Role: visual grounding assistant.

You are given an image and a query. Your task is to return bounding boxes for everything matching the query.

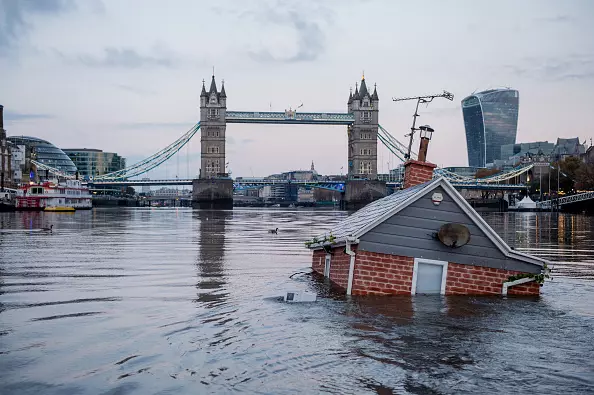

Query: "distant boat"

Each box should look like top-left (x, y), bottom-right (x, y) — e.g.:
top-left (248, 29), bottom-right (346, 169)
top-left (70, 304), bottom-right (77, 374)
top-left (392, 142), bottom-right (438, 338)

top-left (15, 179), bottom-right (92, 211)
top-left (0, 191), bottom-right (15, 212)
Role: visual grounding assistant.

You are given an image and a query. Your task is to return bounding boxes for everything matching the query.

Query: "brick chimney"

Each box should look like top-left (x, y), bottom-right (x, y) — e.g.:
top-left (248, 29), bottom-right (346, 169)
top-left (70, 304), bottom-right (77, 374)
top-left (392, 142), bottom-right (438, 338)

top-left (403, 126), bottom-right (437, 188)
top-left (403, 160), bottom-right (436, 188)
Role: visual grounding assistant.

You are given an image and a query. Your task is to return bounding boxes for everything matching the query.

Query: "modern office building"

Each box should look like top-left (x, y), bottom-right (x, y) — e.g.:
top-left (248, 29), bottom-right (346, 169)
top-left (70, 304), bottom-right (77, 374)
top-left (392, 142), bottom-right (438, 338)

top-left (62, 148), bottom-right (125, 179)
top-left (462, 89), bottom-right (520, 167)
top-left (7, 136), bottom-right (77, 183)
top-left (443, 166), bottom-right (481, 178)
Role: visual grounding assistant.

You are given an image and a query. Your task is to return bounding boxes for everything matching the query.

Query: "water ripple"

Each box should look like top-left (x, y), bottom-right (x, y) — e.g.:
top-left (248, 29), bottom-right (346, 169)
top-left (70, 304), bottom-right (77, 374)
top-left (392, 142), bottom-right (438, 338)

top-left (0, 209), bottom-right (593, 394)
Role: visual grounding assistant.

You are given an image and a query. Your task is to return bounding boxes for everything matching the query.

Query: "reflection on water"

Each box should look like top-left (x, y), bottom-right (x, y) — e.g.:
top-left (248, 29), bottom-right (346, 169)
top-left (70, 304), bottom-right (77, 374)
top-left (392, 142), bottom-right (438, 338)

top-left (0, 209), bottom-right (593, 394)
top-left (195, 210), bottom-right (229, 307)
top-left (484, 212), bottom-right (594, 278)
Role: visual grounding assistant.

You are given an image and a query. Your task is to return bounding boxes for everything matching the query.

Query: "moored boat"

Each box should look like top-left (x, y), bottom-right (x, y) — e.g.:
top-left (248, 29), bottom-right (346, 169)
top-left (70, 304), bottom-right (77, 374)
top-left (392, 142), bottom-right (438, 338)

top-left (15, 179), bottom-right (92, 211)
top-left (0, 190), bottom-right (15, 212)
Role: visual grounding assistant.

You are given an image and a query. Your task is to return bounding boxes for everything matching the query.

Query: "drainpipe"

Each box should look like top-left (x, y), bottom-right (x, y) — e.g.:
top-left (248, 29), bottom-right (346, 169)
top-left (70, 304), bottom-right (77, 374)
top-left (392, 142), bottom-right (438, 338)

top-left (345, 239), bottom-right (356, 295)
top-left (501, 276), bottom-right (536, 296)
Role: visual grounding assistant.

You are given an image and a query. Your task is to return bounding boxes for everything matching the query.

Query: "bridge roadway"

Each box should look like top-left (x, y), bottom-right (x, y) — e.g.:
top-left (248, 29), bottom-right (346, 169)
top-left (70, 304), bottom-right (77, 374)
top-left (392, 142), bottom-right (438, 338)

top-left (88, 178), bottom-right (528, 192)
top-left (225, 111), bottom-right (355, 125)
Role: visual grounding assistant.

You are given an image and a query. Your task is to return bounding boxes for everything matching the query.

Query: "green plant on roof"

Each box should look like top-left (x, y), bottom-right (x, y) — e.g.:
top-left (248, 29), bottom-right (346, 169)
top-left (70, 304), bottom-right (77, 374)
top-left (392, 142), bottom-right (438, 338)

top-left (506, 263), bottom-right (551, 286)
top-left (328, 233), bottom-right (336, 243)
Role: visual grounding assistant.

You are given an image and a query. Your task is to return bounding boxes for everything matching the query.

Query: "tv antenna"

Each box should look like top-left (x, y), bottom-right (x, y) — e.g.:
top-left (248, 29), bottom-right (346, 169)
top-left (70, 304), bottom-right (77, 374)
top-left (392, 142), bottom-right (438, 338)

top-left (392, 91), bottom-right (454, 159)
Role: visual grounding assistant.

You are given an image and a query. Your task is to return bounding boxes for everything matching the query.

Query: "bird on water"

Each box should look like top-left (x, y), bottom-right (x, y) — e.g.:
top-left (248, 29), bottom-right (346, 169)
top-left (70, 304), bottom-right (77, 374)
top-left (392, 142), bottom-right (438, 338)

top-left (268, 228), bottom-right (278, 234)
top-left (42, 224), bottom-right (53, 232)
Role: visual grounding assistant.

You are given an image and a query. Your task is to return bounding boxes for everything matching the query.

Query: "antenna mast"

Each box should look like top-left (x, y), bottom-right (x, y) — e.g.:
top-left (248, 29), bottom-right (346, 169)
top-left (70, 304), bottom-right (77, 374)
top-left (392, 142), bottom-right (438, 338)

top-left (392, 91), bottom-right (454, 159)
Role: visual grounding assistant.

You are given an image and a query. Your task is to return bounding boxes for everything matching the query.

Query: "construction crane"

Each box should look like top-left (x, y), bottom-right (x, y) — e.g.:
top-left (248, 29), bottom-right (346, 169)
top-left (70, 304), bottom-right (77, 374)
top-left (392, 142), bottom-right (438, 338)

top-left (392, 90), bottom-right (454, 159)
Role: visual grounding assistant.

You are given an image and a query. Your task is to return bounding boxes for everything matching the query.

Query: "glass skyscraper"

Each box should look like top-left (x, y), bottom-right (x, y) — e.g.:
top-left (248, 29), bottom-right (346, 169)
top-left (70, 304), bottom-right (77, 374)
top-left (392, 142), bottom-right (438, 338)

top-left (62, 149), bottom-right (125, 179)
top-left (462, 89), bottom-right (519, 167)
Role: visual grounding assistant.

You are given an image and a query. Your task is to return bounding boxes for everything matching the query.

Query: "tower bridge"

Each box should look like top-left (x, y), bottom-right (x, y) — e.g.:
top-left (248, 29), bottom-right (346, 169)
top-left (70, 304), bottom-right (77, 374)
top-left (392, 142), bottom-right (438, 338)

top-left (194, 73), bottom-right (385, 208)
top-left (70, 73), bottom-right (536, 209)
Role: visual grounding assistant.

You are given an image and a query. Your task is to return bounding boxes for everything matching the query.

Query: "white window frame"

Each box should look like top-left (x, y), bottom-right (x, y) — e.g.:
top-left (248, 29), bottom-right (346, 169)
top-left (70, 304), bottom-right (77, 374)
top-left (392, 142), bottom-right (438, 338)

top-left (208, 108), bottom-right (219, 119)
top-left (411, 258), bottom-right (448, 295)
top-left (324, 254), bottom-right (331, 277)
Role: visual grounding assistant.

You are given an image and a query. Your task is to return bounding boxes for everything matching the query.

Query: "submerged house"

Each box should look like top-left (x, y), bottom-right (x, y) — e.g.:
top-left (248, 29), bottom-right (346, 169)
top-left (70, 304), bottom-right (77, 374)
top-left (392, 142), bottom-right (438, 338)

top-left (306, 139), bottom-right (550, 296)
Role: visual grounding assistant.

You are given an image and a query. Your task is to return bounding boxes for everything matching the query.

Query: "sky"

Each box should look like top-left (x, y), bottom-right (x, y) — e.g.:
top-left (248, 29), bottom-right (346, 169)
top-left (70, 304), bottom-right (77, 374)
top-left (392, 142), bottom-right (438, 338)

top-left (1, 0), bottom-right (593, 178)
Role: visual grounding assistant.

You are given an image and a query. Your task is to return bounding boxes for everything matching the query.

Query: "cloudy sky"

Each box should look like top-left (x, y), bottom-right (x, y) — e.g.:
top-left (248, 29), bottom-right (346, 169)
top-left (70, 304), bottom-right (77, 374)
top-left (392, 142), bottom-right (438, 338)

top-left (1, 0), bottom-right (593, 178)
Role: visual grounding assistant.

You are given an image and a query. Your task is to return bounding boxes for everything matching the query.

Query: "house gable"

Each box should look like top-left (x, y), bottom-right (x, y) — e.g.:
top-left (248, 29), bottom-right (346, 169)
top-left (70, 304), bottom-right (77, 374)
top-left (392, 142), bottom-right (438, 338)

top-left (358, 185), bottom-right (542, 274)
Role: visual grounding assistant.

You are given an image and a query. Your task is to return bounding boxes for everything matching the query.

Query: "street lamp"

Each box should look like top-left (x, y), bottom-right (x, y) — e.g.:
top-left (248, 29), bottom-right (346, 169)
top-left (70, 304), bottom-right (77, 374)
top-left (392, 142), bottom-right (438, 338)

top-left (417, 125), bottom-right (434, 162)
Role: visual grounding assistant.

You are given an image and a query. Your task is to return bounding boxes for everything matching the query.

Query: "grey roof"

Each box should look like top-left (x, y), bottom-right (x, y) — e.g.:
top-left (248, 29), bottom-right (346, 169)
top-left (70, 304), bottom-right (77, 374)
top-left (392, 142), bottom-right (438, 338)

top-left (359, 77), bottom-right (368, 98)
top-left (220, 82), bottom-right (226, 98)
top-left (208, 75), bottom-right (217, 94)
top-left (348, 89), bottom-right (353, 104)
top-left (308, 176), bottom-right (549, 268)
top-left (318, 180), bottom-right (432, 241)
top-left (553, 137), bottom-right (585, 156)
top-left (371, 84), bottom-right (378, 101)
top-left (200, 80), bottom-right (207, 97)
top-left (353, 84), bottom-right (360, 100)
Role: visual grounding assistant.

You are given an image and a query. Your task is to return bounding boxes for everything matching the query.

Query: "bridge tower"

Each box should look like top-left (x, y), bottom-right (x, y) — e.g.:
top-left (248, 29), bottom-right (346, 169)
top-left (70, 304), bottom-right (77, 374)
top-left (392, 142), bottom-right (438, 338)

top-left (199, 75), bottom-right (227, 178)
top-left (343, 75), bottom-right (386, 209)
top-left (193, 75), bottom-right (232, 208)
top-left (347, 74), bottom-right (379, 179)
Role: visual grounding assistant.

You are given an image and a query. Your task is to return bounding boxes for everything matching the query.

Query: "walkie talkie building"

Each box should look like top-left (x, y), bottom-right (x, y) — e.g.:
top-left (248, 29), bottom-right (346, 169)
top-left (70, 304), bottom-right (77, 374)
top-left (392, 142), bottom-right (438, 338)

top-left (462, 89), bottom-right (519, 167)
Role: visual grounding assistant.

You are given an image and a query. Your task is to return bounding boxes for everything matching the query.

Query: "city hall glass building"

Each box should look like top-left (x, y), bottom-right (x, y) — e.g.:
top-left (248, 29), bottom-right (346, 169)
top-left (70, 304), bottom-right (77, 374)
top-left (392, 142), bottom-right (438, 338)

top-left (7, 136), bottom-right (78, 174)
top-left (462, 89), bottom-right (519, 167)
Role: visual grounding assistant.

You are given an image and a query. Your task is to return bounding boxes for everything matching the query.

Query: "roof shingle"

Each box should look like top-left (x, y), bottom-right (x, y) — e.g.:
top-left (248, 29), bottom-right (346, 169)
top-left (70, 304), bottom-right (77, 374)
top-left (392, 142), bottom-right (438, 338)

top-left (316, 180), bottom-right (433, 242)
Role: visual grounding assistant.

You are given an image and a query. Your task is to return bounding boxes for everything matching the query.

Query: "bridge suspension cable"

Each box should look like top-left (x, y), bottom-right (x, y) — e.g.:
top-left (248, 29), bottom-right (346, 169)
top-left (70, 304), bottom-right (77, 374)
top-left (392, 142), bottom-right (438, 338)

top-left (91, 122), bottom-right (201, 181)
top-left (434, 163), bottom-right (535, 184)
top-left (30, 160), bottom-right (76, 179)
top-left (377, 124), bottom-right (416, 162)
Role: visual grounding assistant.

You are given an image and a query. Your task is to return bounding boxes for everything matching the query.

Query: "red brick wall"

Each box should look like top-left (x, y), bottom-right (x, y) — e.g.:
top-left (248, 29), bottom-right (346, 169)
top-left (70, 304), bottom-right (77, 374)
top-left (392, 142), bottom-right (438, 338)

top-left (403, 160), bottom-right (437, 188)
top-left (352, 251), bottom-right (414, 295)
top-left (328, 247), bottom-right (353, 290)
top-left (311, 245), bottom-right (356, 291)
top-left (312, 248), bottom-right (540, 296)
top-left (446, 262), bottom-right (540, 296)
top-left (312, 250), bottom-right (325, 274)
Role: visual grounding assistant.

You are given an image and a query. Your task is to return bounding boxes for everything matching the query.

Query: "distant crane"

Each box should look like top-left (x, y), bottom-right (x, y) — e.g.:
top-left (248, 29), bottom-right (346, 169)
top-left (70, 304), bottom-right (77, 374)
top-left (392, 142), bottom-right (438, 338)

top-left (392, 91), bottom-right (454, 159)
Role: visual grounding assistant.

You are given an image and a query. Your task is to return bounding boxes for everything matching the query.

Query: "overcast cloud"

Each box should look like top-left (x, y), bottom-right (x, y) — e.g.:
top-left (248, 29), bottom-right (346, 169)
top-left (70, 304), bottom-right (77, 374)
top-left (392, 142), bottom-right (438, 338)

top-left (1, 0), bottom-right (593, 178)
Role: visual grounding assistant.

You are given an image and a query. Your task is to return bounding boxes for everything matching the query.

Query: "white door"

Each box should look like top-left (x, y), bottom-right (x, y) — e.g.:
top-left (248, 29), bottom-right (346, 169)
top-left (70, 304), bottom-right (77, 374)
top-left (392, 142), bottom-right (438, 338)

top-left (412, 258), bottom-right (448, 295)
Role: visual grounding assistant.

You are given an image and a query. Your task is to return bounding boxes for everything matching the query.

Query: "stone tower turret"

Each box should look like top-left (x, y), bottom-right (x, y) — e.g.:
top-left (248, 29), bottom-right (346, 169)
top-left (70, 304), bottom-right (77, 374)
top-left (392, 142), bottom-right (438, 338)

top-left (347, 74), bottom-right (379, 179)
top-left (199, 75), bottom-right (227, 178)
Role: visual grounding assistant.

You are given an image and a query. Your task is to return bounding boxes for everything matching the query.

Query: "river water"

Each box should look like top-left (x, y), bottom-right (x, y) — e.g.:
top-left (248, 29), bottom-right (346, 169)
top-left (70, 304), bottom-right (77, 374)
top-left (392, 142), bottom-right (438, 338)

top-left (0, 208), bottom-right (593, 394)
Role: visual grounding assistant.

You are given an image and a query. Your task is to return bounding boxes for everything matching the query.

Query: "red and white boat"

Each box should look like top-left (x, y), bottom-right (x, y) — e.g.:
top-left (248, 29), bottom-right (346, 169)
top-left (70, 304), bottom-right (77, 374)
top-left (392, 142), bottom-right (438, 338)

top-left (15, 179), bottom-right (92, 211)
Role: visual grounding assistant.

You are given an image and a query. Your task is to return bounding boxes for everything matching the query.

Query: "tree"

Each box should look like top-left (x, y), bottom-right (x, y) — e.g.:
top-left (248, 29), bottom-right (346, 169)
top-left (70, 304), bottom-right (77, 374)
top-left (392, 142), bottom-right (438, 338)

top-left (549, 157), bottom-right (589, 194)
top-left (576, 163), bottom-right (594, 191)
